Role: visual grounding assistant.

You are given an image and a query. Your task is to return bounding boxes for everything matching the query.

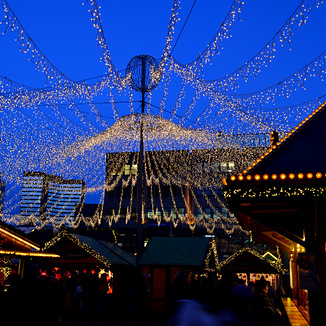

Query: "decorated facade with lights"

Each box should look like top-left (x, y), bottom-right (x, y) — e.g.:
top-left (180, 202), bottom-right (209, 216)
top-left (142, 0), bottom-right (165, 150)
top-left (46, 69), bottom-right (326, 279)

top-left (102, 146), bottom-right (268, 235)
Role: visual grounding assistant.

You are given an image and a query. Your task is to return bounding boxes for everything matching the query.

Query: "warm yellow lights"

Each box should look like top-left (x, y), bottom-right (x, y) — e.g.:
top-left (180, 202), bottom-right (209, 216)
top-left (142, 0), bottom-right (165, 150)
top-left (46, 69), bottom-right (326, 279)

top-left (0, 0), bottom-right (325, 237)
top-left (230, 171), bottom-right (326, 182)
top-left (0, 227), bottom-right (40, 251)
top-left (0, 250), bottom-right (60, 258)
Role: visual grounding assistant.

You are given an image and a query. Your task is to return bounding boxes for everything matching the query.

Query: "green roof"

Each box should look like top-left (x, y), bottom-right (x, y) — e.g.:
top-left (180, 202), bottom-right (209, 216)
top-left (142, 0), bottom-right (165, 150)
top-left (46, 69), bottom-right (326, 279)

top-left (139, 237), bottom-right (210, 266)
top-left (72, 234), bottom-right (136, 267)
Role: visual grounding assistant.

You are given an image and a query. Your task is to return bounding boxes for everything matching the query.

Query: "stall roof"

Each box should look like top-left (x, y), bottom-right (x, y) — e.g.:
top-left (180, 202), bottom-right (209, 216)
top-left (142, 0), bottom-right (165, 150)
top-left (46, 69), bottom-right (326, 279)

top-left (217, 247), bottom-right (283, 274)
top-left (225, 101), bottom-right (326, 181)
top-left (0, 220), bottom-right (40, 252)
top-left (44, 231), bottom-right (136, 267)
top-left (139, 237), bottom-right (210, 266)
top-left (223, 102), bottom-right (326, 245)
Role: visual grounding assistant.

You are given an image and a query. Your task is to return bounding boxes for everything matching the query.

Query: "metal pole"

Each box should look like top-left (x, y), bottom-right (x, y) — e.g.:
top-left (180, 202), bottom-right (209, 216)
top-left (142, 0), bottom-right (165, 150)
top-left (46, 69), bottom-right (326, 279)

top-left (136, 57), bottom-right (146, 264)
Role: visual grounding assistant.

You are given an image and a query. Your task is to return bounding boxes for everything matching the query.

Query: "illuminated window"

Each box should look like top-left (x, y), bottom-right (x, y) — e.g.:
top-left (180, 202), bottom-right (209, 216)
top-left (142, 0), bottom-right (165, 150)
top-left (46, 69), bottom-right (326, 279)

top-left (228, 162), bottom-right (235, 172)
top-left (124, 165), bottom-right (130, 175)
top-left (131, 164), bottom-right (137, 175)
top-left (147, 209), bottom-right (153, 219)
top-left (221, 162), bottom-right (227, 172)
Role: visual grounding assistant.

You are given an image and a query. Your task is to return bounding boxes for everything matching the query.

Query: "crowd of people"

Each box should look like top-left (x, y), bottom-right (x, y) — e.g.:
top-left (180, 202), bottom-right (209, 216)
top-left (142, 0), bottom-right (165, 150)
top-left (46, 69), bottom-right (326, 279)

top-left (0, 265), bottom-right (289, 326)
top-left (0, 266), bottom-right (112, 326)
top-left (167, 270), bottom-right (288, 326)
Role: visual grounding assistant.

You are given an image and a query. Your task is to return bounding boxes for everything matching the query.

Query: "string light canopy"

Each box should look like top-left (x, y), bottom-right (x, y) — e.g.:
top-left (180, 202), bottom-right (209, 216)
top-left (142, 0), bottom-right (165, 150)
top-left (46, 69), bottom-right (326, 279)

top-left (0, 0), bottom-right (325, 233)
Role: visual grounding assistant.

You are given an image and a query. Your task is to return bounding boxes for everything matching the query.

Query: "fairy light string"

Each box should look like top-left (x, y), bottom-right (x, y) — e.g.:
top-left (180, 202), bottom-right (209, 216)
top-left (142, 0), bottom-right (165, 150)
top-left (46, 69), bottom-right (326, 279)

top-left (0, 1), bottom-right (325, 233)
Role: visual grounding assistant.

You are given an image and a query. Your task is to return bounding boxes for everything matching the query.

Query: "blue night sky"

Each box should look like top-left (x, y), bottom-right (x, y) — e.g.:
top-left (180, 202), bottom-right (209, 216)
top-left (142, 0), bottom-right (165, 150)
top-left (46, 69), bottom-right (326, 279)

top-left (2, 0), bottom-right (326, 107)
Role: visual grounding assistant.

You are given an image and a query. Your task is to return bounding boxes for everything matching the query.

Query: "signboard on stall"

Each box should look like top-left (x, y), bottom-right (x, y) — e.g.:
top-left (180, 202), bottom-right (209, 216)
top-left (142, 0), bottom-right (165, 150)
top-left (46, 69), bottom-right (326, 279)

top-left (261, 231), bottom-right (295, 252)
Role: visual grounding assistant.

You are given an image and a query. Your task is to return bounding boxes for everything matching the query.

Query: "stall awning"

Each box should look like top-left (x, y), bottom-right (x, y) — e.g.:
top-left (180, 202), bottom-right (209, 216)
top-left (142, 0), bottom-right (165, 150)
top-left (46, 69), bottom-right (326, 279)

top-left (139, 237), bottom-right (211, 266)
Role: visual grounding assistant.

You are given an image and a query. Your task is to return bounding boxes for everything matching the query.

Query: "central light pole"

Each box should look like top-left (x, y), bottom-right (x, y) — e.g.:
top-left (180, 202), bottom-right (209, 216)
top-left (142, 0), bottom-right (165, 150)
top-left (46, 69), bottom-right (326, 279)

top-left (126, 55), bottom-right (160, 264)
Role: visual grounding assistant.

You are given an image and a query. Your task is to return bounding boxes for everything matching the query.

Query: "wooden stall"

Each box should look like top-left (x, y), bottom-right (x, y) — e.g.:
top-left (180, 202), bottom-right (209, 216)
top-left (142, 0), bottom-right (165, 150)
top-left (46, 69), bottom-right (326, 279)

top-left (43, 230), bottom-right (136, 316)
top-left (138, 236), bottom-right (219, 314)
top-left (224, 101), bottom-right (326, 325)
top-left (0, 221), bottom-right (59, 284)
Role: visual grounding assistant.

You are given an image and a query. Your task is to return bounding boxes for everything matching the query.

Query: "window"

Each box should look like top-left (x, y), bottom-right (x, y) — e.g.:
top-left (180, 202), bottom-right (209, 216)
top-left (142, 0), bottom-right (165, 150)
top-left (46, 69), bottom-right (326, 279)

top-left (212, 162), bottom-right (219, 173)
top-left (196, 163), bottom-right (203, 173)
top-left (204, 163), bottom-right (210, 173)
top-left (147, 208), bottom-right (153, 219)
top-left (124, 165), bottom-right (130, 175)
top-left (220, 162), bottom-right (227, 172)
top-left (172, 207), bottom-right (185, 218)
top-left (131, 164), bottom-right (137, 175)
top-left (204, 207), bottom-right (211, 218)
top-left (197, 208), bottom-right (203, 219)
top-left (163, 208), bottom-right (170, 218)
top-left (228, 162), bottom-right (235, 172)
top-left (203, 187), bottom-right (211, 196)
top-left (147, 209), bottom-right (162, 220)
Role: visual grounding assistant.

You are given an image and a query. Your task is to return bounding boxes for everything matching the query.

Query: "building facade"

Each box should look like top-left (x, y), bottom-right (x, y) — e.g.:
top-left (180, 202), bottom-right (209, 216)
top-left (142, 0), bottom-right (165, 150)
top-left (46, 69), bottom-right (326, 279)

top-left (102, 147), bottom-right (267, 235)
top-left (20, 172), bottom-right (85, 228)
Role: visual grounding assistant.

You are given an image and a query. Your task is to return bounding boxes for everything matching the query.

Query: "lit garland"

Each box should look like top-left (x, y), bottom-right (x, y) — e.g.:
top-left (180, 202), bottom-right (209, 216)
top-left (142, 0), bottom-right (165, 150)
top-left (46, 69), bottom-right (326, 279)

top-left (177, 0), bottom-right (243, 72)
top-left (44, 230), bottom-right (112, 268)
top-left (85, 0), bottom-right (127, 90)
top-left (224, 185), bottom-right (326, 200)
top-left (204, 238), bottom-right (219, 272)
top-left (158, 0), bottom-right (180, 77)
top-left (0, 1), bottom-right (325, 235)
top-left (216, 247), bottom-right (284, 274)
top-left (174, 0), bottom-right (325, 91)
top-left (0, 0), bottom-right (73, 85)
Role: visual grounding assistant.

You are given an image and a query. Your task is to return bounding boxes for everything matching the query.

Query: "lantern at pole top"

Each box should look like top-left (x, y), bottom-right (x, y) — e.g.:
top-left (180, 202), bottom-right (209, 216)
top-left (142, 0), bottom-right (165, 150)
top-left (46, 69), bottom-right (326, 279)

top-left (126, 55), bottom-right (160, 93)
